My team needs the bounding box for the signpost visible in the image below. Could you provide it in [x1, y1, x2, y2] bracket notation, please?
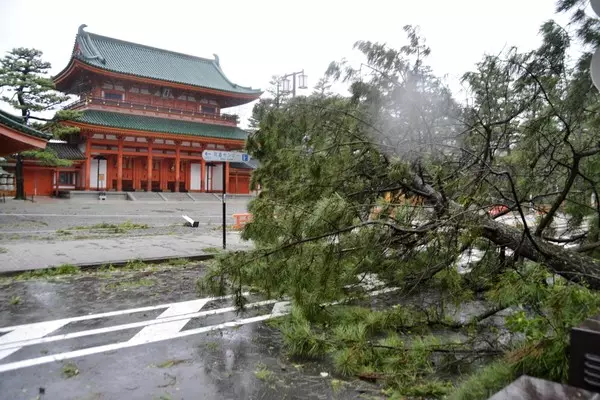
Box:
[202, 150, 250, 249]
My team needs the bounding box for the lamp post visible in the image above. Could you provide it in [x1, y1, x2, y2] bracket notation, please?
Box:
[276, 70, 307, 105]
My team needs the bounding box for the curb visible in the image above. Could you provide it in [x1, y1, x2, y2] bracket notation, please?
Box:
[0, 253, 218, 278]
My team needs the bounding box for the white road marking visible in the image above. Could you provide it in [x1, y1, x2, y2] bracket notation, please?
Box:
[0, 300, 277, 353]
[0, 293, 247, 333]
[271, 301, 291, 316]
[0, 321, 68, 360]
[0, 287, 399, 373]
[129, 299, 210, 344]
[0, 313, 274, 373]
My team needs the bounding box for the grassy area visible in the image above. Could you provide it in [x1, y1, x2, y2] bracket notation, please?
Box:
[15, 264, 80, 280]
[202, 247, 222, 254]
[2, 258, 192, 283]
[254, 362, 274, 381]
[60, 220, 149, 235]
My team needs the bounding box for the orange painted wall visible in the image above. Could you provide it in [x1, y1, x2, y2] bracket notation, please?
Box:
[229, 172, 250, 194]
[24, 168, 53, 196]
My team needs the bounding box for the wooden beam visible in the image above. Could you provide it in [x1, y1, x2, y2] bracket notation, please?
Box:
[147, 138, 153, 192]
[117, 136, 123, 191]
[175, 141, 180, 192]
[85, 136, 91, 190]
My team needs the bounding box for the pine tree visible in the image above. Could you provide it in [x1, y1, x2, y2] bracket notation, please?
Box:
[0, 48, 79, 199]
[202, 6, 600, 399]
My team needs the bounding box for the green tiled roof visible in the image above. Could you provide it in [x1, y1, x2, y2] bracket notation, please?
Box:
[67, 25, 261, 96]
[0, 109, 52, 140]
[47, 142, 86, 160]
[77, 110, 248, 141]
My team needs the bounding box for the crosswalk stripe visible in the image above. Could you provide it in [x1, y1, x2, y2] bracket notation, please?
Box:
[0, 313, 275, 373]
[128, 299, 210, 344]
[0, 293, 248, 333]
[0, 300, 278, 355]
[0, 321, 69, 361]
[0, 286, 399, 373]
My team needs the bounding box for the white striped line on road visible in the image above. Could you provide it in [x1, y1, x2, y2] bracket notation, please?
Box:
[0, 293, 248, 333]
[0, 300, 278, 354]
[0, 287, 398, 373]
[0, 313, 274, 373]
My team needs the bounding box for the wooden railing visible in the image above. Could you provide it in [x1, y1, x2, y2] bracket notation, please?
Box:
[65, 97, 239, 124]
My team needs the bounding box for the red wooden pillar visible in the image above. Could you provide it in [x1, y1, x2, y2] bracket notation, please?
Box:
[117, 137, 123, 191]
[54, 169, 59, 197]
[133, 158, 139, 190]
[225, 161, 230, 194]
[160, 160, 167, 191]
[147, 138, 153, 191]
[175, 142, 180, 192]
[84, 136, 91, 190]
[200, 159, 206, 192]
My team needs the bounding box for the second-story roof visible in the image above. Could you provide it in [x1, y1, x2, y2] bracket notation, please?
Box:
[55, 25, 262, 102]
[74, 110, 248, 141]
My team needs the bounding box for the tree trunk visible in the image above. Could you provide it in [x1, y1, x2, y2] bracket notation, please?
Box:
[14, 153, 25, 200]
[481, 217, 600, 289]
[408, 174, 600, 290]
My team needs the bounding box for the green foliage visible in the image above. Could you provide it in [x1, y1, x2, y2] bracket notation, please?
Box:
[166, 258, 191, 267]
[254, 363, 274, 381]
[21, 147, 72, 167]
[280, 307, 329, 358]
[17, 264, 80, 280]
[448, 360, 515, 400]
[61, 362, 79, 378]
[202, 3, 600, 397]
[0, 48, 68, 113]
[0, 48, 80, 137]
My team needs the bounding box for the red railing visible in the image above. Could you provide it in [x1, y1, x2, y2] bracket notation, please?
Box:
[65, 97, 239, 124]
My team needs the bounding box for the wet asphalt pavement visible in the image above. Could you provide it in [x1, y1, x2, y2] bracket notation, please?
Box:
[0, 264, 384, 400]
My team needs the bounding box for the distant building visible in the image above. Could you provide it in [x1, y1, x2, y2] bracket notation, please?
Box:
[21, 25, 261, 196]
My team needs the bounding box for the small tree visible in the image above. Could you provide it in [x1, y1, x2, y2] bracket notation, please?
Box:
[0, 48, 79, 199]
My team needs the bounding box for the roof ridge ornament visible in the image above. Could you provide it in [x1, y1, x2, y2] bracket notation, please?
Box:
[77, 24, 106, 65]
[213, 53, 220, 66]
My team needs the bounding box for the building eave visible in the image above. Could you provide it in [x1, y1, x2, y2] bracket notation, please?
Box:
[65, 121, 246, 146]
[54, 60, 262, 106]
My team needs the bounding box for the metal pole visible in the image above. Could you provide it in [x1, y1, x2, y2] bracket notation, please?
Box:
[222, 162, 226, 249]
[293, 73, 296, 97]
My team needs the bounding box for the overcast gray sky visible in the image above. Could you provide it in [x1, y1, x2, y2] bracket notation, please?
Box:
[0, 0, 570, 126]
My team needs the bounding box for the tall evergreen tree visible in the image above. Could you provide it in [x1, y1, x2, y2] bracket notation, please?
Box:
[0, 48, 79, 199]
[202, 7, 600, 398]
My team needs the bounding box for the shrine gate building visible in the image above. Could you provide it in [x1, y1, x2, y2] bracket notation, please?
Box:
[44, 25, 261, 196]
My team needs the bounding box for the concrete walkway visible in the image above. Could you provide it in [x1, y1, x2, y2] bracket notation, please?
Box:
[0, 233, 250, 273]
